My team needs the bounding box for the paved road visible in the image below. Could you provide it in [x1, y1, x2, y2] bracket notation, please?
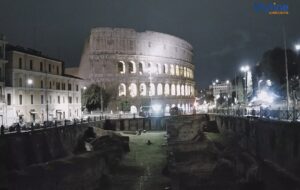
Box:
[100, 131, 171, 190]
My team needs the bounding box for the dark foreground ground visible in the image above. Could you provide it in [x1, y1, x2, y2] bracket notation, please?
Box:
[100, 131, 171, 190]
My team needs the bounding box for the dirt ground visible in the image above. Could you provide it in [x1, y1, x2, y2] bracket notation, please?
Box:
[99, 131, 171, 190]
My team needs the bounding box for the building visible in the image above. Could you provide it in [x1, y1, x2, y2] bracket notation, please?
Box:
[4, 45, 83, 126]
[73, 27, 196, 113]
[209, 80, 232, 100]
[0, 35, 7, 125]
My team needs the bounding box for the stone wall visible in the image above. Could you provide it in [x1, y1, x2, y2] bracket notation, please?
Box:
[213, 115, 300, 177]
[0, 124, 89, 172]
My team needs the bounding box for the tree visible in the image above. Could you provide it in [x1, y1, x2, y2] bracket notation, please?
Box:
[253, 47, 300, 97]
[82, 84, 111, 112]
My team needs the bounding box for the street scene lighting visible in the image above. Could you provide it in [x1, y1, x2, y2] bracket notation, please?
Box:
[27, 79, 33, 85]
[240, 65, 249, 72]
[295, 44, 300, 51]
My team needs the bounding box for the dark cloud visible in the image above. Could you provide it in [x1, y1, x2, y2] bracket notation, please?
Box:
[0, 0, 299, 88]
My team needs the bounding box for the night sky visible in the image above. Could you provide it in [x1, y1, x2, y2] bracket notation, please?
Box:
[1, 0, 300, 88]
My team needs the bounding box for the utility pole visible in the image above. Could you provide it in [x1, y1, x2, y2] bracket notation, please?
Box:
[283, 27, 290, 110]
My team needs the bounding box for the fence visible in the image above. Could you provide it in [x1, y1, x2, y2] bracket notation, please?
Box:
[208, 107, 300, 122]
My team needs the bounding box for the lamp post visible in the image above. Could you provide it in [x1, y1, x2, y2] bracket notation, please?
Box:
[240, 65, 249, 107]
[27, 78, 33, 123]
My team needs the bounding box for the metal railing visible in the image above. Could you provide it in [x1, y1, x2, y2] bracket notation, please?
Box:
[208, 107, 300, 122]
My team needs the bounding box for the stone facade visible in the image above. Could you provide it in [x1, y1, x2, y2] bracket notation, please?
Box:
[4, 45, 83, 126]
[0, 35, 7, 125]
[77, 27, 196, 113]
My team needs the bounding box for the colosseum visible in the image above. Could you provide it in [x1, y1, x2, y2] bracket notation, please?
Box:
[76, 27, 196, 114]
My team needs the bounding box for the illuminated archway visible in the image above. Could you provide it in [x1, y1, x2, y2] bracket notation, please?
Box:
[118, 61, 125, 74]
[139, 83, 147, 96]
[128, 61, 136, 73]
[149, 83, 155, 96]
[157, 83, 163, 95]
[181, 85, 185, 96]
[164, 84, 170, 96]
[130, 105, 137, 114]
[119, 83, 126, 96]
[139, 62, 143, 74]
[175, 65, 179, 76]
[171, 84, 176, 95]
[170, 64, 175, 75]
[129, 83, 137, 97]
[176, 84, 181, 96]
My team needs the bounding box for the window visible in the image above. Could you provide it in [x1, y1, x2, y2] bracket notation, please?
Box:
[31, 95, 33, 104]
[157, 83, 163, 95]
[49, 96, 52, 104]
[49, 81, 52, 89]
[68, 83, 72, 91]
[29, 60, 33, 70]
[76, 85, 79, 91]
[18, 58, 22, 69]
[68, 96, 72, 104]
[40, 62, 43, 71]
[56, 82, 60, 90]
[40, 80, 43, 88]
[118, 61, 125, 74]
[57, 66, 59, 74]
[58, 96, 60, 104]
[76, 97, 78, 103]
[139, 63, 143, 74]
[149, 83, 155, 96]
[128, 62, 134, 73]
[139, 83, 147, 96]
[118, 83, 126, 96]
[48, 64, 51, 73]
[19, 95, 22, 105]
[41, 95, 44, 104]
[19, 78, 22, 87]
[129, 83, 137, 97]
[7, 94, 11, 105]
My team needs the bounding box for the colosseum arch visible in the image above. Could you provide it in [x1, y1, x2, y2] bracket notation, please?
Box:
[175, 65, 179, 76]
[118, 61, 125, 74]
[171, 84, 176, 95]
[181, 85, 185, 96]
[128, 61, 136, 74]
[130, 105, 137, 114]
[139, 83, 147, 96]
[138, 62, 143, 74]
[163, 64, 168, 74]
[157, 83, 163, 95]
[158, 64, 162, 74]
[129, 83, 137, 97]
[149, 83, 155, 96]
[164, 83, 170, 96]
[119, 83, 126, 96]
[176, 84, 181, 96]
[170, 64, 175, 75]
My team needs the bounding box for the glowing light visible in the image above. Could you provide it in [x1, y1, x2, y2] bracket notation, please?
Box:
[152, 104, 162, 113]
[27, 79, 33, 85]
[266, 80, 272, 86]
[240, 65, 250, 72]
[257, 90, 275, 104]
[295, 44, 300, 51]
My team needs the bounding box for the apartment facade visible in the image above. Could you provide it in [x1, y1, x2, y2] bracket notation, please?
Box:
[5, 45, 83, 126]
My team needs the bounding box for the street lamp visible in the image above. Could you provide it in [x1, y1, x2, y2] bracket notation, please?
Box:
[240, 65, 249, 106]
[27, 79, 33, 86]
[295, 44, 300, 52]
